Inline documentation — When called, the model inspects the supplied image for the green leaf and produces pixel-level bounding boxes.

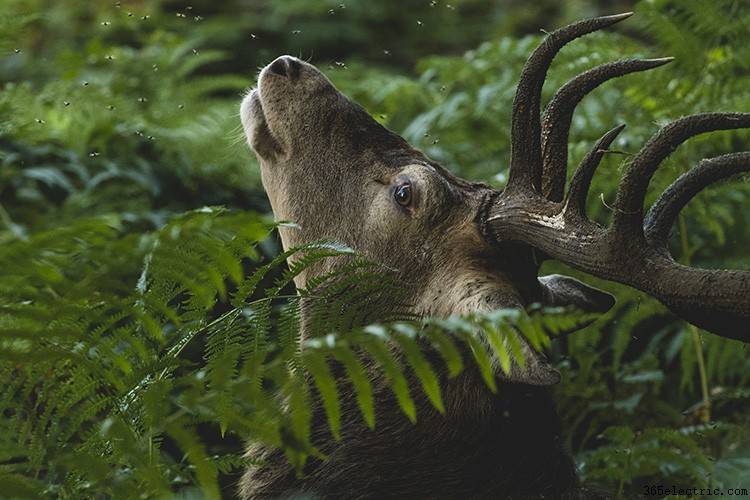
[423,322,464,378]
[479,319,512,376]
[392,323,444,414]
[362,325,417,423]
[461,330,497,393]
[302,347,342,440]
[332,344,375,429]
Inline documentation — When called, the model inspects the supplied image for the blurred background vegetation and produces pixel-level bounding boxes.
[1,0,749,498]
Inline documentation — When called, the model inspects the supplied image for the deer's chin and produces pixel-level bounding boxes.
[241,89,285,160]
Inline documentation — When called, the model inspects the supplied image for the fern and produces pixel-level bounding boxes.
[3,0,749,497]
[581,424,715,495]
[0,200,597,496]
[0,209,277,496]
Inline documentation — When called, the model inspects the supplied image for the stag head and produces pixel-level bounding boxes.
[241,47,615,387]
[241,14,750,368]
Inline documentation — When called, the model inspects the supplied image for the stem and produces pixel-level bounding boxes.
[617,448,631,498]
[678,214,711,424]
[690,324,711,424]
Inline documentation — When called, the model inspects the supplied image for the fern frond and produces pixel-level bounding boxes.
[302,348,342,440]
[581,424,715,492]
[331,344,376,429]
[360,326,417,423]
[165,421,220,500]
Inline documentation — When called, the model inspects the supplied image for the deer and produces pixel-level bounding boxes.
[238,13,750,499]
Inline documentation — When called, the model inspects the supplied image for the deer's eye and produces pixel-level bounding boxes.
[394,182,412,207]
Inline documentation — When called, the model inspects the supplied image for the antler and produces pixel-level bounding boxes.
[486,14,750,342]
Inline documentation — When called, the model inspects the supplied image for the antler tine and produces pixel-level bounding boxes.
[505,12,633,196]
[612,113,750,237]
[541,58,674,202]
[644,152,750,248]
[565,124,626,224]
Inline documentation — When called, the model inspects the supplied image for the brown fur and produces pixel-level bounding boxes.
[239,56,613,498]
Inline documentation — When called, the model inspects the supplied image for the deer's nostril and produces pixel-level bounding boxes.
[268,56,301,81]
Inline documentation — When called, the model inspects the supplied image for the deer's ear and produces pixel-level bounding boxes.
[538,274,615,314]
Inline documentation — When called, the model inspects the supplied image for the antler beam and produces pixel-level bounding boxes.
[487,14,750,342]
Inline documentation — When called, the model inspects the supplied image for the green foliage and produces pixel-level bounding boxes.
[1,0,749,498]
[0,204,593,496]
[0,208,268,497]
[582,425,714,495]
[0,4,262,235]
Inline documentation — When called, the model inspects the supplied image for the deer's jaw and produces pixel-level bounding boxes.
[240,89,285,162]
